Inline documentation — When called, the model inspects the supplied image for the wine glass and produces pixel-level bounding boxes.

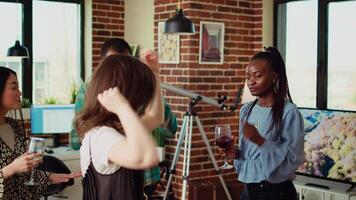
[215,124,234,169]
[24,137,45,186]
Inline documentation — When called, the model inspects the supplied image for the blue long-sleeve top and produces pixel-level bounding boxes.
[234,101,305,184]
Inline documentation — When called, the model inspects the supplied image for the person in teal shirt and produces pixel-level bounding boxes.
[70,38,177,192]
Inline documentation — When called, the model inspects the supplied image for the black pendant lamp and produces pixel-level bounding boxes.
[7,40,29,58]
[164,0,195,34]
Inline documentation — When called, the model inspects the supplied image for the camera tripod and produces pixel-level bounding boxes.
[163,96,233,200]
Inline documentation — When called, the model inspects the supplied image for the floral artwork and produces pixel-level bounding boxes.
[297,109,356,183]
[158,21,180,64]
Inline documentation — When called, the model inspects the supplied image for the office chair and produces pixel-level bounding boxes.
[37,155,75,200]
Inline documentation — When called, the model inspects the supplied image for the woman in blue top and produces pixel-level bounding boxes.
[234,47,305,200]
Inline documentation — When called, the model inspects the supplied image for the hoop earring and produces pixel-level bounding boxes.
[273,80,279,94]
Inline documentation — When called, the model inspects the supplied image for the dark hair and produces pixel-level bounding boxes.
[100,38,132,58]
[75,55,156,136]
[245,47,292,135]
[0,66,17,106]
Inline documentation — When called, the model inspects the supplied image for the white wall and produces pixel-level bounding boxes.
[263,0,274,47]
[84,0,92,81]
[124,0,154,51]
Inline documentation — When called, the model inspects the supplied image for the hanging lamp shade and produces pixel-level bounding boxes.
[164,8,195,34]
[7,40,29,58]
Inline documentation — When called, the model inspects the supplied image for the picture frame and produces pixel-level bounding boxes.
[199,21,225,64]
[158,21,180,64]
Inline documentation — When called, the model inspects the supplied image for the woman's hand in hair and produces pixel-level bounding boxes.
[140,49,159,74]
[2,153,42,179]
[243,122,265,146]
[97,87,129,114]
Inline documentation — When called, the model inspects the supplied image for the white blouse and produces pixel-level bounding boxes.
[80,126,124,177]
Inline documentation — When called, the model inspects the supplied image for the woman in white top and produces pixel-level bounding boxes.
[75,54,163,200]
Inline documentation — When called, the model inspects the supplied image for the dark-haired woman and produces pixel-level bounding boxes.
[0,67,79,199]
[75,55,163,200]
[234,47,305,200]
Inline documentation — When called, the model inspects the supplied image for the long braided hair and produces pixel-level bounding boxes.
[244,47,293,135]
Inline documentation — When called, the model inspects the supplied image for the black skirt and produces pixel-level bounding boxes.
[82,163,144,200]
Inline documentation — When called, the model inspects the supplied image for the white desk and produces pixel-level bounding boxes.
[44,146,82,200]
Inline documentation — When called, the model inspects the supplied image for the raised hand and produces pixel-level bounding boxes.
[140,49,159,73]
[97,87,129,114]
[243,121,265,146]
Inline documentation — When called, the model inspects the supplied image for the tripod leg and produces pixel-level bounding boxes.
[163,115,189,200]
[181,115,194,200]
[194,116,233,200]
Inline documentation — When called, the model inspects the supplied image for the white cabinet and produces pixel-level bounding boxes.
[294,178,356,200]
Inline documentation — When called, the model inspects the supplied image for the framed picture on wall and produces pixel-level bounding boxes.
[158,21,180,64]
[199,21,224,64]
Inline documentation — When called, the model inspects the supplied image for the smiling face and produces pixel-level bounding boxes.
[246,59,277,97]
[1,74,22,111]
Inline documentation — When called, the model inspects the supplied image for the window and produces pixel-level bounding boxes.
[0,2,23,91]
[275,0,356,111]
[276,1,317,108]
[0,0,83,104]
[327,1,356,110]
[34,62,46,82]
[33,1,81,103]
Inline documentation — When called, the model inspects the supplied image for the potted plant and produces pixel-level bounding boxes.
[41,96,60,105]
[21,98,31,119]
[70,81,79,104]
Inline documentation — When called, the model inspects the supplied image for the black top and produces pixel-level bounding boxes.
[82,135,144,200]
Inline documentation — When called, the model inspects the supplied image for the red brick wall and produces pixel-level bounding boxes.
[92,0,125,68]
[154,0,263,199]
